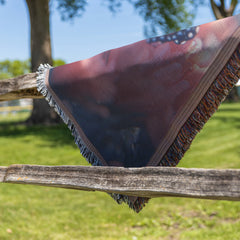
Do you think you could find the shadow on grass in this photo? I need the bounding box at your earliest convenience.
[210,103,240,128]
[212,115,240,129]
[217,108,240,112]
[0,121,75,147]
[1,102,239,148]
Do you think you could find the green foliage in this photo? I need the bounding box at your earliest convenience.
[0,72,11,80]
[103,0,122,12]
[53,58,66,67]
[104,0,205,35]
[130,0,205,35]
[56,0,88,20]
[55,0,205,35]
[2,0,240,36]
[0,59,65,80]
[3,0,238,37]
[0,60,30,79]
[0,103,240,239]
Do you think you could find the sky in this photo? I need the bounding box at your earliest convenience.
[0,1,218,64]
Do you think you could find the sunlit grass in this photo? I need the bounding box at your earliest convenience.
[179,102,240,169]
[0,103,240,239]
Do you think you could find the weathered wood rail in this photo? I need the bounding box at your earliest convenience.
[0,73,42,101]
[1,164,240,200]
[0,73,240,201]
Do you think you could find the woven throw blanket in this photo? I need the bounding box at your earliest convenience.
[37,14,240,212]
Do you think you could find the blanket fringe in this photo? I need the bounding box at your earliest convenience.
[110,193,148,213]
[37,64,103,167]
[160,45,240,167]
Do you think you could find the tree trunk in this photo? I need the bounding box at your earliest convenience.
[210,0,239,101]
[26,0,60,124]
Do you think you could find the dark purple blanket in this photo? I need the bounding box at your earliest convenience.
[37,14,240,212]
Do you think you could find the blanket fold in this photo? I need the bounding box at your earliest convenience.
[37,14,240,212]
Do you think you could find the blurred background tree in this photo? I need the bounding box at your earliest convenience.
[210,0,238,19]
[0,0,239,124]
[209,0,239,101]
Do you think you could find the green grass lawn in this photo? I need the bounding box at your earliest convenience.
[0,103,240,240]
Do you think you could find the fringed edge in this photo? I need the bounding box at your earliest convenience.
[160,45,240,167]
[36,64,146,212]
[110,193,149,213]
[36,64,103,167]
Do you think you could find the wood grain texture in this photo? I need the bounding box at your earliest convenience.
[0,73,43,101]
[1,164,240,200]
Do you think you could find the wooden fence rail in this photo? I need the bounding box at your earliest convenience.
[0,73,42,101]
[0,73,240,201]
[1,164,240,200]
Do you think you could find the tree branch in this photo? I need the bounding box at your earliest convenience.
[0,73,43,102]
[229,0,238,15]
[1,164,240,200]
[220,0,225,9]
[210,0,224,19]
[210,0,238,19]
